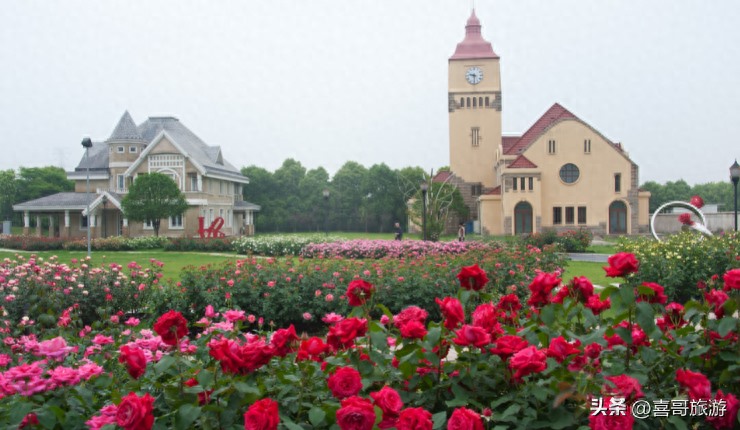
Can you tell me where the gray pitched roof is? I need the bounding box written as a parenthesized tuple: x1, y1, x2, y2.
(70, 112, 248, 183)
(234, 200, 261, 211)
(138, 116, 246, 182)
(72, 141, 109, 172)
(107, 111, 145, 142)
(13, 192, 98, 211)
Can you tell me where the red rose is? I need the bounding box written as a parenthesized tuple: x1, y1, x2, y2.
(327, 318, 368, 350)
(116, 392, 154, 430)
(588, 397, 634, 430)
(244, 398, 279, 430)
(435, 297, 464, 330)
(527, 272, 561, 307)
(723, 268, 740, 291)
(637, 282, 668, 304)
(471, 303, 497, 332)
(396, 407, 433, 430)
(327, 366, 363, 399)
(690, 195, 705, 209)
(209, 337, 274, 375)
(678, 212, 694, 226)
(447, 407, 484, 430)
(546, 336, 581, 363)
(676, 368, 712, 400)
(346, 279, 375, 306)
(585, 295, 611, 315)
(509, 345, 547, 382)
(584, 343, 603, 359)
(604, 375, 644, 404)
(393, 306, 428, 328)
(119, 345, 147, 379)
(490, 335, 529, 361)
(296, 337, 328, 362)
(603, 252, 639, 278)
(399, 320, 428, 340)
(336, 396, 376, 430)
(704, 289, 729, 318)
(452, 325, 491, 348)
(706, 390, 739, 430)
(456, 264, 489, 291)
(496, 294, 522, 313)
(270, 325, 298, 357)
(370, 386, 403, 429)
(152, 310, 188, 346)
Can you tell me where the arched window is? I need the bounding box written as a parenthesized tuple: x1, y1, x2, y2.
(460, 98, 465, 108)
(473, 98, 477, 107)
(466, 97, 471, 108)
(479, 97, 483, 107)
(485, 97, 489, 107)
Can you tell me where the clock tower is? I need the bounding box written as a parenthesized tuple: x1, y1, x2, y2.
(448, 10, 502, 188)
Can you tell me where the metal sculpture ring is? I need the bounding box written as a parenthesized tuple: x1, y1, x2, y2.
(649, 201, 710, 241)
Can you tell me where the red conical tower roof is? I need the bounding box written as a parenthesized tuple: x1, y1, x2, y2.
(450, 10, 499, 60)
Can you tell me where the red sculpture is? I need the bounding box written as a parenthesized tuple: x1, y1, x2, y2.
(198, 216, 226, 238)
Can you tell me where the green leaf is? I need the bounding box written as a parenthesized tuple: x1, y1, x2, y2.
(426, 326, 442, 346)
(540, 305, 555, 326)
(281, 417, 305, 430)
(717, 317, 737, 337)
(175, 404, 201, 430)
(197, 370, 214, 387)
(432, 411, 447, 429)
(234, 382, 261, 395)
(499, 404, 521, 420)
(308, 407, 326, 427)
(618, 284, 635, 307)
(666, 415, 689, 430)
(153, 355, 176, 374)
(635, 301, 659, 338)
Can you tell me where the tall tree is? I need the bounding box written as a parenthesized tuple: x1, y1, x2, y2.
(332, 162, 368, 231)
(408, 172, 468, 241)
(0, 170, 17, 222)
(121, 173, 188, 236)
(241, 165, 277, 231)
(15, 166, 74, 203)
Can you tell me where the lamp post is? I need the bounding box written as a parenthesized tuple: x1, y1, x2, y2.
(731, 159, 740, 232)
(322, 189, 330, 237)
(81, 138, 93, 257)
(420, 182, 428, 241)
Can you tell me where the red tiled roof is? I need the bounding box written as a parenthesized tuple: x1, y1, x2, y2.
(502, 136, 520, 154)
(508, 155, 538, 168)
(504, 103, 578, 155)
(433, 171, 453, 183)
(483, 185, 501, 195)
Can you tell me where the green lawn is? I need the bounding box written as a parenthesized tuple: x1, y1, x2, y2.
(0, 249, 242, 284)
(561, 260, 612, 288)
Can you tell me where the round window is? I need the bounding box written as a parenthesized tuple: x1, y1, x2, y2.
(559, 163, 580, 184)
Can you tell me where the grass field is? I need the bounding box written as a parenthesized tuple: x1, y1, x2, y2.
(561, 260, 611, 288)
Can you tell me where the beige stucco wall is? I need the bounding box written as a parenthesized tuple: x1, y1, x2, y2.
(638, 191, 651, 226)
(448, 58, 501, 188)
(517, 120, 635, 233)
(479, 194, 503, 235)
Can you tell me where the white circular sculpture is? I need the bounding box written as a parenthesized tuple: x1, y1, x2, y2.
(650, 198, 713, 242)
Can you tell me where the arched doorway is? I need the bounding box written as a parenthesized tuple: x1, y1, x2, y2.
(514, 201, 533, 234)
(609, 201, 628, 234)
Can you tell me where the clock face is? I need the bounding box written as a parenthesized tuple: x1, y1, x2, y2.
(465, 67, 483, 85)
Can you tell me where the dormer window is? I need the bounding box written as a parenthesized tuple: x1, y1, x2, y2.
(129, 146, 137, 153)
(117, 146, 125, 153)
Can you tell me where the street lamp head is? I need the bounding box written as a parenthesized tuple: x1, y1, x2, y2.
(323, 189, 330, 199)
(81, 137, 93, 148)
(730, 159, 740, 184)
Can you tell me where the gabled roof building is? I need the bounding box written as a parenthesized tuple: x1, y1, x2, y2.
(14, 112, 259, 238)
(448, 11, 650, 235)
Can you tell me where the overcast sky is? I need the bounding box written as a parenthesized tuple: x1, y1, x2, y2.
(1, 1, 739, 185)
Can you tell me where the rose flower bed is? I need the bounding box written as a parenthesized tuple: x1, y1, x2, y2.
(0, 251, 738, 429)
(299, 240, 493, 259)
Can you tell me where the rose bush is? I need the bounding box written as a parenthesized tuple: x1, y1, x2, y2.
(0, 250, 738, 429)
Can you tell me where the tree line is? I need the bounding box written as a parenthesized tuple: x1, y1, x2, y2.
(640, 180, 737, 213)
(241, 159, 435, 233)
(0, 166, 74, 224)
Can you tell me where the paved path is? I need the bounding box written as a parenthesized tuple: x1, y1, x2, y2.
(567, 253, 610, 263)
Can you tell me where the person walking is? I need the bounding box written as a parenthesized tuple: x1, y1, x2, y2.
(458, 222, 466, 242)
(394, 222, 403, 241)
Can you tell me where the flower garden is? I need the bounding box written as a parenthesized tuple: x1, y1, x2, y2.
(0, 233, 739, 429)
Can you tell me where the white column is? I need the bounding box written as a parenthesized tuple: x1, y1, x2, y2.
(64, 210, 70, 228)
(91, 214, 97, 228)
(123, 218, 128, 228)
(197, 174, 202, 192)
(24, 211, 30, 228)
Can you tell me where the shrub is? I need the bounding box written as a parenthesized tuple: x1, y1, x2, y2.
(232, 235, 337, 256)
(163, 237, 233, 252)
(0, 235, 65, 251)
(521, 227, 593, 252)
(618, 231, 740, 302)
(300, 239, 493, 259)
